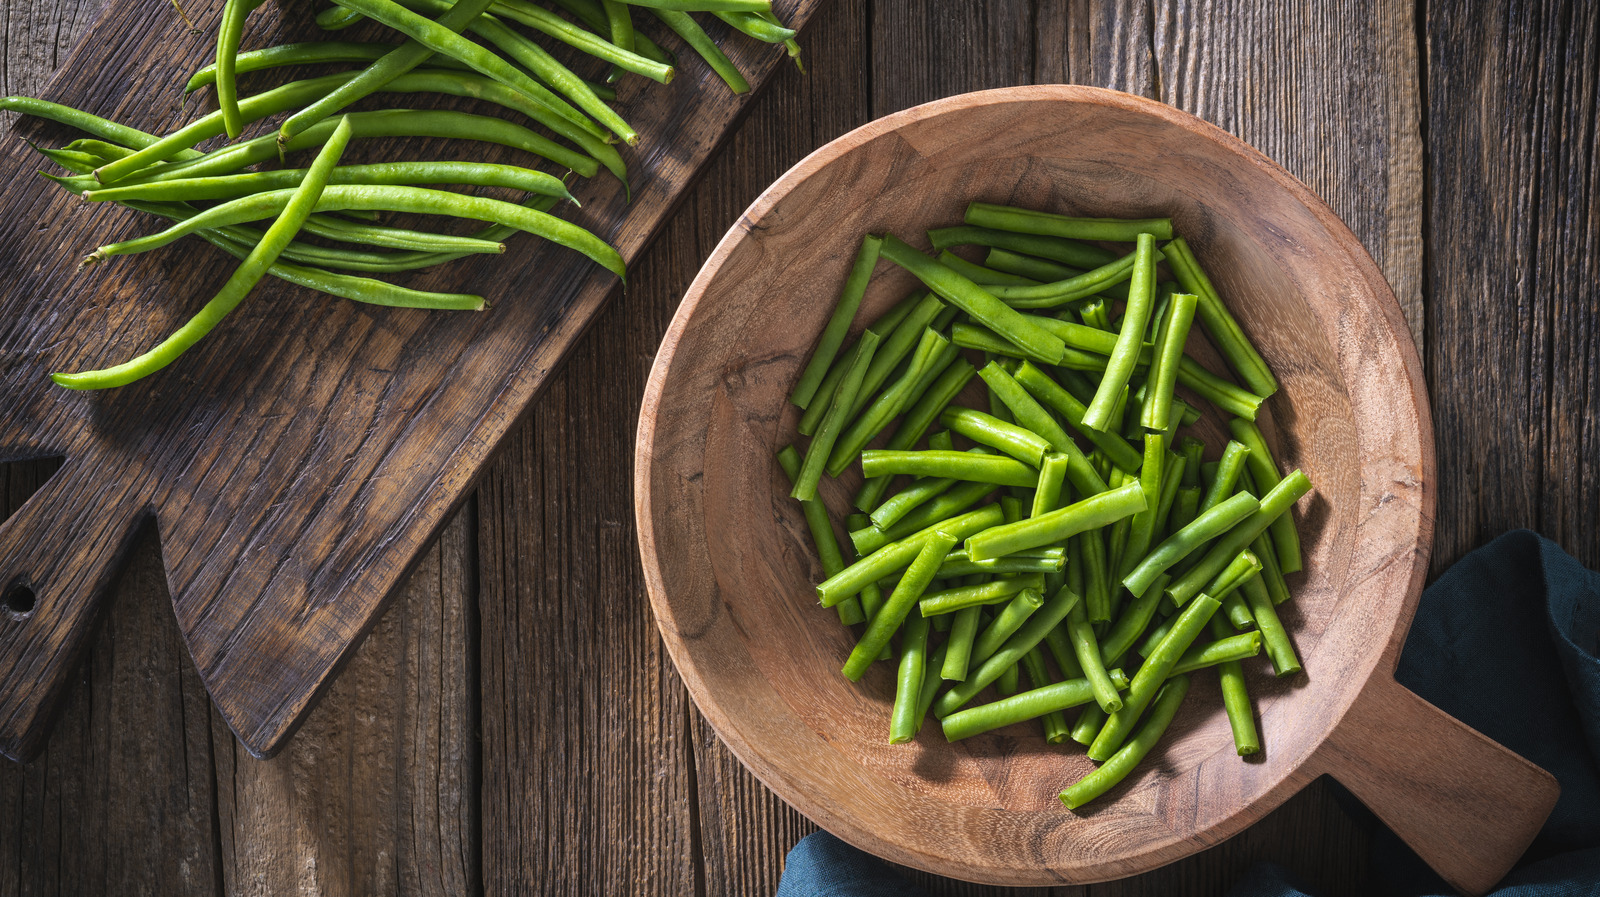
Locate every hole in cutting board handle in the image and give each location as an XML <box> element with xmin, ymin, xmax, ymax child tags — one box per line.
<box><xmin>3</xmin><ymin>578</ymin><xmax>36</xmax><ymax>617</ymax></box>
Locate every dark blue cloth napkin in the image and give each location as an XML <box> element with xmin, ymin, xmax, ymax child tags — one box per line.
<box><xmin>775</xmin><ymin>530</ymin><xmax>1600</xmax><ymax>897</ymax></box>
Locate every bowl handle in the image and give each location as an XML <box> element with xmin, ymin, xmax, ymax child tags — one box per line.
<box><xmin>1318</xmin><ymin>673</ymin><xmax>1559</xmax><ymax>896</ymax></box>
<box><xmin>0</xmin><ymin>459</ymin><xmax>144</xmax><ymax>762</ymax></box>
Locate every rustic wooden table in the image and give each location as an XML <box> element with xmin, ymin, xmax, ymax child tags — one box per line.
<box><xmin>1</xmin><ymin>0</ymin><xmax>1595</xmax><ymax>894</ymax></box>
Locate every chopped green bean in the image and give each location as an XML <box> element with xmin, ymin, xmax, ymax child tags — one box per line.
<box><xmin>1082</xmin><ymin>233</ymin><xmax>1158</xmax><ymax>431</ymax></box>
<box><xmin>1140</xmin><ymin>292</ymin><xmax>1198</xmax><ymax>431</ymax></box>
<box><xmin>965</xmin><ymin>202</ymin><xmax>1174</xmax><ymax>242</ymax></box>
<box><xmin>889</xmin><ymin>607</ymin><xmax>931</xmax><ymax>742</ymax></box>
<box><xmin>792</xmin><ymin>332</ymin><xmax>879</xmax><ymax>501</ymax></box>
<box><xmin>1087</xmin><ymin>595</ymin><xmax>1219</xmax><ymax>761</ymax></box>
<box><xmin>792</xmin><ymin>235</ymin><xmax>882</xmax><ymax>409</ymax></box>
<box><xmin>1061</xmin><ymin>676</ymin><xmax>1190</xmax><ymax>809</ymax></box>
<box><xmin>965</xmin><ymin>479</ymin><xmax>1146</xmax><ymax>562</ymax></box>
<box><xmin>1228</xmin><ymin>418</ymin><xmax>1303</xmax><ymax>573</ymax></box>
<box><xmin>843</xmin><ymin>533</ymin><xmax>957</xmax><ymax>681</ymax></box>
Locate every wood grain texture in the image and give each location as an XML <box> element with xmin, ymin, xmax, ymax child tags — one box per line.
<box><xmin>1425</xmin><ymin>0</ymin><xmax>1600</xmax><ymax>574</ymax></box>
<box><xmin>636</xmin><ymin>84</ymin><xmax>1450</xmax><ymax>886</ymax></box>
<box><xmin>474</xmin><ymin>238</ymin><xmax>698</xmax><ymax>893</ymax></box>
<box><xmin>212</xmin><ymin>511</ymin><xmax>477</xmax><ymax>897</ymax></box>
<box><xmin>0</xmin><ymin>0</ymin><xmax>826</xmax><ymax>762</ymax></box>
<box><xmin>4</xmin><ymin>0</ymin><xmax>1598</xmax><ymax>894</ymax></box>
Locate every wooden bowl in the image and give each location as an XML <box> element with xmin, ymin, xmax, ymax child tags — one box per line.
<box><xmin>634</xmin><ymin>86</ymin><xmax>1556</xmax><ymax>894</ymax></box>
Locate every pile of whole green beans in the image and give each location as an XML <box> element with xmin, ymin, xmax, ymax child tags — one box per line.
<box><xmin>3</xmin><ymin>0</ymin><xmax>799</xmax><ymax>388</ymax></box>
<box><xmin>781</xmin><ymin>202</ymin><xmax>1311</xmax><ymax>810</ymax></box>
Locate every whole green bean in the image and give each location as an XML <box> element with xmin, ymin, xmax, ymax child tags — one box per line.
<box><xmin>132</xmin><ymin>108</ymin><xmax>599</xmax><ymax>186</ymax></box>
<box><xmin>851</xmin><ymin>479</ymin><xmax>996</xmax><ymax>555</ymax></box>
<box><xmin>1122</xmin><ymin>491</ymin><xmax>1261</xmax><ymax>599</ymax></box>
<box><xmin>395</xmin><ymin>0</ymin><xmax>645</xmax><ymax>141</ymax></box>
<box><xmin>965</xmin><ymin>202</ymin><xmax>1173</xmax><ymax>242</ymax></box>
<box><xmin>185</xmin><ymin>41</ymin><xmax>454</xmax><ymax>92</ymax></box>
<box><xmin>492</xmin><ymin>0</ymin><xmax>676</xmax><ymax>81</ymax></box>
<box><xmin>547</xmin><ymin>0</ymin><xmax>677</xmax><ymax>64</ymax></box>
<box><xmin>889</xmin><ymin>607</ymin><xmax>931</xmax><ymax>742</ymax></box>
<box><xmin>88</xmin><ymin>183</ymin><xmax>623</xmax><ymax>276</ymax></box>
<box><xmin>1</xmin><ymin>97</ymin><xmax>203</xmax><ymax>163</ymax></box>
<box><xmin>54</xmin><ymin>117</ymin><xmax>354</xmax><ymax>390</ymax></box>
<box><xmin>649</xmin><ymin>8</ymin><xmax>749</xmax><ymax>92</ymax></box>
<box><xmin>120</xmin><ymin>199</ymin><xmax>485</xmax><ymax>308</ymax></box>
<box><xmin>1241</xmin><ymin>576</ymin><xmax>1300</xmax><ymax>675</ymax></box>
<box><xmin>293</xmin><ymin>213</ymin><xmax>505</xmax><ymax>253</ymax></box>
<box><xmin>1061</xmin><ymin>675</ymin><xmax>1190</xmax><ymax>809</ymax></box>
<box><xmin>942</xmin><ymin>668</ymin><xmax>1129</xmax><ymax>742</ymax></box>
<box><xmin>1228</xmin><ymin>418</ymin><xmax>1303</xmax><ymax>573</ymax></box>
<box><xmin>792</xmin><ymin>235</ymin><xmax>882</xmax><ymax>409</ymax></box>
<box><xmin>878</xmin><ymin>235</ymin><xmax>1066</xmax><ymax>363</ymax></box>
<box><xmin>965</xmin><ymin>479</ymin><xmax>1146</xmax><ymax>562</ymax></box>
<box><xmin>919</xmin><ymin>575</ymin><xmax>1045</xmax><ymax>617</ymax></box>
<box><xmin>85</xmin><ymin>160</ymin><xmax>573</xmax><ymax>205</ymax></box>
<box><xmin>1082</xmin><ymin>233</ymin><xmax>1157</xmax><ymax>431</ymax></box>
<box><xmin>1163</xmin><ymin>237</ymin><xmax>1279</xmax><ymax>397</ymax></box>
<box><xmin>97</xmin><ymin>71</ymin><xmax>367</xmax><ymax>183</ymax></box>
<box><xmin>792</xmin><ymin>332</ymin><xmax>878</xmax><ymax>501</ymax></box>
<box><xmin>860</xmin><ymin>450</ymin><xmax>1038</xmax><ymax>489</ymax></box>
<box><xmin>1141</xmin><ymin>292</ymin><xmax>1198</xmax><ymax>431</ymax></box>
<box><xmin>214</xmin><ymin>0</ymin><xmax>267</xmax><ymax>140</ymax></box>
<box><xmin>933</xmin><ymin>585</ymin><xmax>1083</xmax><ymax>717</ymax></box>
<box><xmin>1167</xmin><ymin>471</ymin><xmax>1311</xmax><ymax>606</ymax></box>
<box><xmin>842</xmin><ymin>533</ymin><xmax>956</xmax><ymax>681</ymax></box>
<box><xmin>714</xmin><ymin>9</ymin><xmax>793</xmax><ymax>41</ymax></box>
<box><xmin>822</xmin><ymin>505</ymin><xmax>1003</xmax><ymax>606</ymax></box>
<box><xmin>1087</xmin><ymin>595</ymin><xmax>1220</xmax><ymax>761</ymax></box>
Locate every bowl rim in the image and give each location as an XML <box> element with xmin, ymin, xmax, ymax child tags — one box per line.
<box><xmin>635</xmin><ymin>84</ymin><xmax>1435</xmax><ymax>885</ymax></box>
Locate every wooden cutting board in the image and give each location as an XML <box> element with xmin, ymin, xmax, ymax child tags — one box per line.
<box><xmin>0</xmin><ymin>0</ymin><xmax>823</xmax><ymax>762</ymax></box>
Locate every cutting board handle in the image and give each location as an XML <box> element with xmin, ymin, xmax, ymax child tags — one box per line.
<box><xmin>0</xmin><ymin>459</ymin><xmax>142</xmax><ymax>762</ymax></box>
<box><xmin>1318</xmin><ymin>673</ymin><xmax>1559</xmax><ymax>896</ymax></box>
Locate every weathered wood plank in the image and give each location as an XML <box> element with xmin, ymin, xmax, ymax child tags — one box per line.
<box><xmin>475</xmin><ymin>268</ymin><xmax>697</xmax><ymax>892</ymax></box>
<box><xmin>0</xmin><ymin>519</ymin><xmax>222</xmax><ymax>897</ymax></box>
<box><xmin>212</xmin><ymin>510</ymin><xmax>477</xmax><ymax>897</ymax></box>
<box><xmin>1425</xmin><ymin>0</ymin><xmax>1600</xmax><ymax>573</ymax></box>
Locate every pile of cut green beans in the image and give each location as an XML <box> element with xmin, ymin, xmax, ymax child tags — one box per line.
<box><xmin>781</xmin><ymin>202</ymin><xmax>1311</xmax><ymax>810</ymax></box>
<box><xmin>3</xmin><ymin>0</ymin><xmax>799</xmax><ymax>389</ymax></box>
